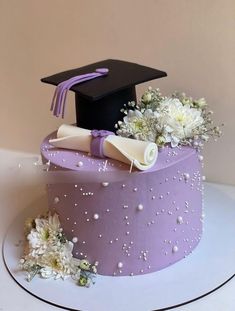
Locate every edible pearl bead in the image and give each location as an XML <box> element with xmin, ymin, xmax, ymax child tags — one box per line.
<box><xmin>72</xmin><ymin>237</ymin><xmax>78</xmax><ymax>243</ymax></box>
<box><xmin>177</xmin><ymin>216</ymin><xmax>183</xmax><ymax>224</ymax></box>
<box><xmin>183</xmin><ymin>173</ymin><xmax>190</xmax><ymax>180</ymax></box>
<box><xmin>172</xmin><ymin>245</ymin><xmax>179</xmax><ymax>253</ymax></box>
<box><xmin>102</xmin><ymin>182</ymin><xmax>109</xmax><ymax>187</ymax></box>
<box><xmin>54</xmin><ymin>197</ymin><xmax>60</xmax><ymax>204</ymax></box>
<box><xmin>93</xmin><ymin>213</ymin><xmax>99</xmax><ymax>220</ymax></box>
<box><xmin>137</xmin><ymin>204</ymin><xmax>144</xmax><ymax>211</ymax></box>
<box><xmin>77</xmin><ymin>161</ymin><xmax>83</xmax><ymax>167</ymax></box>
<box><xmin>117</xmin><ymin>262</ymin><xmax>123</xmax><ymax>268</ymax></box>
<box><xmin>198</xmin><ymin>155</ymin><xmax>204</xmax><ymax>161</ymax></box>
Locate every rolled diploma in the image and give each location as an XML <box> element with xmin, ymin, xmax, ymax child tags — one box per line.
<box><xmin>49</xmin><ymin>124</ymin><xmax>158</xmax><ymax>171</ymax></box>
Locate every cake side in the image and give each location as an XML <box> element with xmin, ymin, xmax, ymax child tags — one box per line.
<box><xmin>41</xmin><ymin>134</ymin><xmax>203</xmax><ymax>276</ymax></box>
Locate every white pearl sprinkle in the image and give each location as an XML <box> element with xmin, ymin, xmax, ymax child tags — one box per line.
<box><xmin>54</xmin><ymin>197</ymin><xmax>60</xmax><ymax>204</ymax></box>
<box><xmin>102</xmin><ymin>182</ymin><xmax>109</xmax><ymax>187</ymax></box>
<box><xmin>183</xmin><ymin>173</ymin><xmax>190</xmax><ymax>180</ymax></box>
<box><xmin>77</xmin><ymin>161</ymin><xmax>83</xmax><ymax>167</ymax></box>
<box><xmin>117</xmin><ymin>262</ymin><xmax>123</xmax><ymax>268</ymax></box>
<box><xmin>93</xmin><ymin>213</ymin><xmax>99</xmax><ymax>220</ymax></box>
<box><xmin>137</xmin><ymin>204</ymin><xmax>144</xmax><ymax>211</ymax></box>
<box><xmin>198</xmin><ymin>155</ymin><xmax>204</xmax><ymax>161</ymax></box>
<box><xmin>72</xmin><ymin>237</ymin><xmax>78</xmax><ymax>243</ymax></box>
<box><xmin>177</xmin><ymin>216</ymin><xmax>183</xmax><ymax>224</ymax></box>
<box><xmin>172</xmin><ymin>245</ymin><xmax>179</xmax><ymax>253</ymax></box>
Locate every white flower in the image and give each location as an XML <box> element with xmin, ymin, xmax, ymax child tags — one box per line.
<box><xmin>40</xmin><ymin>267</ymin><xmax>55</xmax><ymax>279</ymax></box>
<box><xmin>38</xmin><ymin>242</ymin><xmax>74</xmax><ymax>279</ymax></box>
<box><xmin>21</xmin><ymin>213</ymin><xmax>98</xmax><ymax>286</ymax></box>
<box><xmin>118</xmin><ymin>109</ymin><xmax>157</xmax><ymax>142</ymax></box>
<box><xmin>27</xmin><ymin>214</ymin><xmax>61</xmax><ymax>254</ymax></box>
<box><xmin>48</xmin><ymin>214</ymin><xmax>61</xmax><ymax>231</ymax></box>
<box><xmin>142</xmin><ymin>92</ymin><xmax>152</xmax><ymax>104</ymax></box>
<box><xmin>156</xmin><ymin>98</ymin><xmax>204</xmax><ymax>147</ymax></box>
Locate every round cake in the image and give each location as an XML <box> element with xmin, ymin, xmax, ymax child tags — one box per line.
<box><xmin>41</xmin><ymin>132</ymin><xmax>203</xmax><ymax>276</ymax></box>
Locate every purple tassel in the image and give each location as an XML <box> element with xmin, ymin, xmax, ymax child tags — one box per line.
<box><xmin>51</xmin><ymin>68</ymin><xmax>109</xmax><ymax>118</ymax></box>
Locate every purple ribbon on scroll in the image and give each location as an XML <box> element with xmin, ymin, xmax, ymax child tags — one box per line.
<box><xmin>90</xmin><ymin>129</ymin><xmax>114</xmax><ymax>158</ymax></box>
<box><xmin>50</xmin><ymin>68</ymin><xmax>109</xmax><ymax>118</ymax></box>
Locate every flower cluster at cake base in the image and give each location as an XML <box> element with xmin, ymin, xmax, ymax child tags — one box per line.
<box><xmin>19</xmin><ymin>213</ymin><xmax>98</xmax><ymax>287</ymax></box>
<box><xmin>116</xmin><ymin>87</ymin><xmax>223</xmax><ymax>148</ymax></box>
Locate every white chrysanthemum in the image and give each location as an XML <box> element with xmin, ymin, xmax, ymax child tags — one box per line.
<box><xmin>33</xmin><ymin>241</ymin><xmax>75</xmax><ymax>279</ymax></box>
<box><xmin>27</xmin><ymin>214</ymin><xmax>61</xmax><ymax>254</ymax></box>
<box><xmin>156</xmin><ymin>98</ymin><xmax>204</xmax><ymax>147</ymax></box>
<box><xmin>118</xmin><ymin>109</ymin><xmax>157</xmax><ymax>142</ymax></box>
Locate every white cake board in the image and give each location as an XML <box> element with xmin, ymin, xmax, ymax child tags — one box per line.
<box><xmin>3</xmin><ymin>184</ymin><xmax>235</xmax><ymax>311</ymax></box>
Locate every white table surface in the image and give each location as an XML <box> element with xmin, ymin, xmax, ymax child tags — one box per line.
<box><xmin>1</xmin><ymin>149</ymin><xmax>235</xmax><ymax>311</ymax></box>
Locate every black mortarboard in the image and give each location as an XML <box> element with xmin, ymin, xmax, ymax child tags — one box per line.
<box><xmin>41</xmin><ymin>59</ymin><xmax>167</xmax><ymax>132</ymax></box>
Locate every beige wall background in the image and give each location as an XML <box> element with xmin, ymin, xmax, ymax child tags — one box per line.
<box><xmin>0</xmin><ymin>0</ymin><xmax>235</xmax><ymax>185</ymax></box>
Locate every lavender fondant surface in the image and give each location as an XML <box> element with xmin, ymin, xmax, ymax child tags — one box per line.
<box><xmin>41</xmin><ymin>132</ymin><xmax>203</xmax><ymax>276</ymax></box>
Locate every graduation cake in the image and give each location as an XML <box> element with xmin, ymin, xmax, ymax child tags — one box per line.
<box><xmin>21</xmin><ymin>60</ymin><xmax>221</xmax><ymax>285</ymax></box>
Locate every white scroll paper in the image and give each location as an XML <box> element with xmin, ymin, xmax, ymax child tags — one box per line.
<box><xmin>49</xmin><ymin>124</ymin><xmax>158</xmax><ymax>171</ymax></box>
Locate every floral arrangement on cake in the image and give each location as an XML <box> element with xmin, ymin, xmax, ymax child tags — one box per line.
<box><xmin>116</xmin><ymin>87</ymin><xmax>222</xmax><ymax>148</ymax></box>
<box><xmin>20</xmin><ymin>213</ymin><xmax>98</xmax><ymax>287</ymax></box>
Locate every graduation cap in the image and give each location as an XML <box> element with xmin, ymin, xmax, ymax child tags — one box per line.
<box><xmin>41</xmin><ymin>59</ymin><xmax>167</xmax><ymax>132</ymax></box>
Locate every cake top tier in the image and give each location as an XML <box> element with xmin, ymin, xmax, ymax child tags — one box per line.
<box><xmin>41</xmin><ymin>59</ymin><xmax>167</xmax><ymax>131</ymax></box>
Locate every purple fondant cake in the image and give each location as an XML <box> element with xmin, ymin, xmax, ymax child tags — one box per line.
<box><xmin>19</xmin><ymin>60</ymin><xmax>221</xmax><ymax>285</ymax></box>
<box><xmin>41</xmin><ymin>132</ymin><xmax>203</xmax><ymax>276</ymax></box>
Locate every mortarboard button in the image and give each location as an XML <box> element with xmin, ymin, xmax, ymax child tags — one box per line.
<box><xmin>41</xmin><ymin>59</ymin><xmax>167</xmax><ymax>132</ymax></box>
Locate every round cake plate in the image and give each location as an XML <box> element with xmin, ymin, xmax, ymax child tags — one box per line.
<box><xmin>3</xmin><ymin>184</ymin><xmax>235</xmax><ymax>311</ymax></box>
